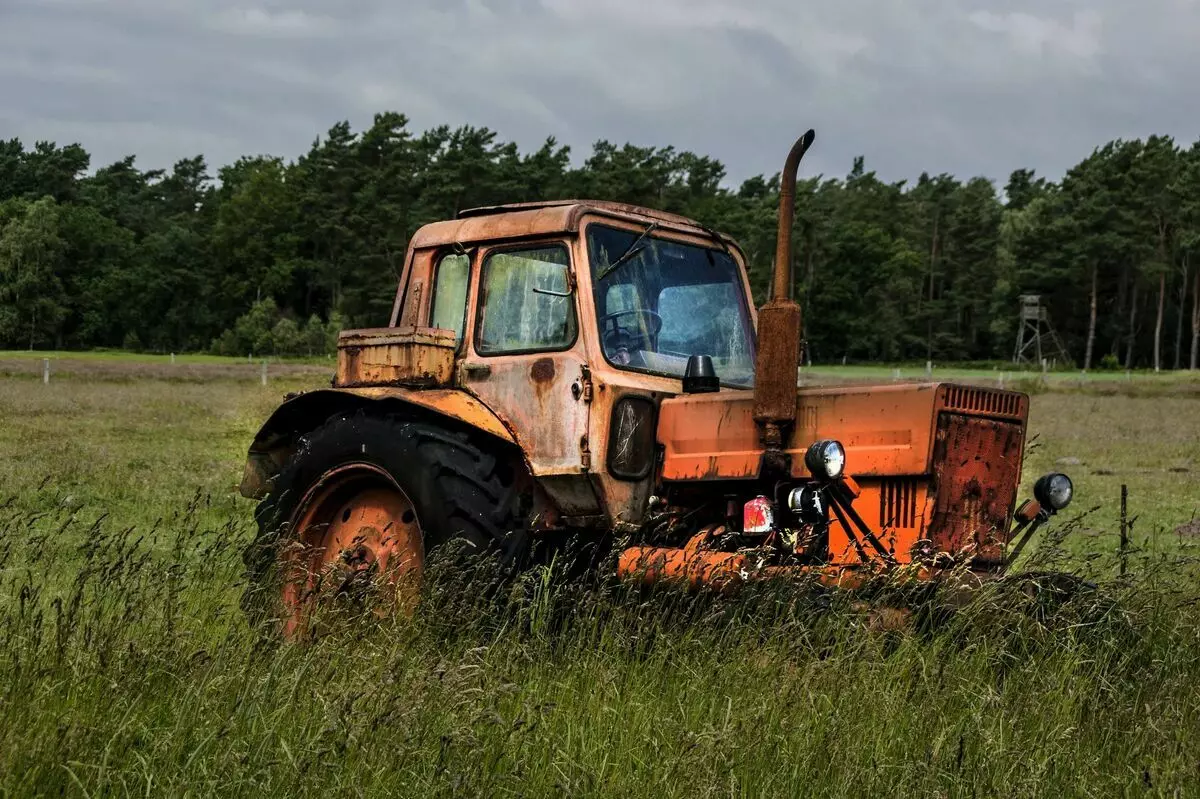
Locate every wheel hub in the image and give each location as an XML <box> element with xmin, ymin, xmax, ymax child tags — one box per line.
<box><xmin>280</xmin><ymin>464</ymin><xmax>424</xmax><ymax>637</ymax></box>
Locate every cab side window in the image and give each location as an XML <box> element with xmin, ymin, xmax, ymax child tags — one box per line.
<box><xmin>429</xmin><ymin>252</ymin><xmax>470</xmax><ymax>344</ymax></box>
<box><xmin>476</xmin><ymin>245</ymin><xmax>576</xmax><ymax>355</ymax></box>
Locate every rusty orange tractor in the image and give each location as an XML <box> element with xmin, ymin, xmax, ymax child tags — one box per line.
<box><xmin>238</xmin><ymin>130</ymin><xmax>1076</xmax><ymax>636</ymax></box>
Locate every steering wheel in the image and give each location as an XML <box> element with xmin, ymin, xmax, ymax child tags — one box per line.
<box><xmin>599</xmin><ymin>309</ymin><xmax>663</xmax><ymax>357</ymax></box>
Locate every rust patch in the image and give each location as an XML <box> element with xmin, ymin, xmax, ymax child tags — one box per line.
<box><xmin>335</xmin><ymin>326</ymin><xmax>456</xmax><ymax>388</ymax></box>
<box><xmin>530</xmin><ymin>358</ymin><xmax>556</xmax><ymax>383</ymax></box>
<box><xmin>751</xmin><ymin>301</ymin><xmax>802</xmax><ymax>428</ymax></box>
<box><xmin>928</xmin><ymin>414</ymin><xmax>1025</xmax><ymax>566</ymax></box>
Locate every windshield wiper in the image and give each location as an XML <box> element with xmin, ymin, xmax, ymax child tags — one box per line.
<box><xmin>598</xmin><ymin>221</ymin><xmax>659</xmax><ymax>281</ymax></box>
<box><xmin>697</xmin><ymin>222</ymin><xmax>735</xmax><ymax>264</ymax></box>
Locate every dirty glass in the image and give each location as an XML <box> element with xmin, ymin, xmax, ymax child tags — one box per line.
<box><xmin>477</xmin><ymin>244</ymin><xmax>576</xmax><ymax>354</ymax></box>
<box><xmin>430</xmin><ymin>252</ymin><xmax>470</xmax><ymax>344</ymax></box>
<box><xmin>587</xmin><ymin>224</ymin><xmax>756</xmax><ymax>387</ymax></box>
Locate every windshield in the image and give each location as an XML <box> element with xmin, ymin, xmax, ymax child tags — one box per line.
<box><xmin>586</xmin><ymin>223</ymin><xmax>756</xmax><ymax>388</ymax></box>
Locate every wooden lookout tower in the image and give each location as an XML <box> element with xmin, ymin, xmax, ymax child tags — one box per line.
<box><xmin>1013</xmin><ymin>294</ymin><xmax>1072</xmax><ymax>368</ymax></box>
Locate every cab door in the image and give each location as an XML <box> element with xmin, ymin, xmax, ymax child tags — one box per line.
<box><xmin>456</xmin><ymin>242</ymin><xmax>595</xmax><ymax>511</ymax></box>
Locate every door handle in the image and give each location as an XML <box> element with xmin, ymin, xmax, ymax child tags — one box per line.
<box><xmin>463</xmin><ymin>363</ymin><xmax>491</xmax><ymax>379</ymax></box>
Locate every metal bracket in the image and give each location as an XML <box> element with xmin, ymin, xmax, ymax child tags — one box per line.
<box><xmin>827</xmin><ymin>480</ymin><xmax>896</xmax><ymax>564</ymax></box>
<box><xmin>1003</xmin><ymin>508</ymin><xmax>1055</xmax><ymax>568</ymax></box>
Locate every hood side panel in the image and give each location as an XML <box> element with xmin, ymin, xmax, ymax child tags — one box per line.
<box><xmin>657</xmin><ymin>383</ymin><xmax>944</xmax><ymax>480</ymax></box>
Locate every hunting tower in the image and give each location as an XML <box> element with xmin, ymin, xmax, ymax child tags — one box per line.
<box><xmin>1013</xmin><ymin>294</ymin><xmax>1072</xmax><ymax>368</ymax></box>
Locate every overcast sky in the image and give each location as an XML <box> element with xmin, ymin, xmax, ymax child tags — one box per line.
<box><xmin>2</xmin><ymin>0</ymin><xmax>1198</xmax><ymax>189</ymax></box>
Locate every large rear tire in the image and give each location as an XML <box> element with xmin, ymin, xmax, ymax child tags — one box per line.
<box><xmin>240</xmin><ymin>411</ymin><xmax>528</xmax><ymax>638</ymax></box>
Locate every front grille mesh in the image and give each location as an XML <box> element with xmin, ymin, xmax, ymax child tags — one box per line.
<box><xmin>943</xmin><ymin>386</ymin><xmax>1022</xmax><ymax>417</ymax></box>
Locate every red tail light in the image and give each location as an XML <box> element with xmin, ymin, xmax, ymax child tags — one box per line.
<box><xmin>743</xmin><ymin>496</ymin><xmax>774</xmax><ymax>534</ymax></box>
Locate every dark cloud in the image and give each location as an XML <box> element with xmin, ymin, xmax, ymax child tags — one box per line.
<box><xmin>1</xmin><ymin>0</ymin><xmax>1197</xmax><ymax>187</ymax></box>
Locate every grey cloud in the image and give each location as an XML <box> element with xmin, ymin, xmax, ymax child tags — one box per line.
<box><xmin>0</xmin><ymin>0</ymin><xmax>1197</xmax><ymax>189</ymax></box>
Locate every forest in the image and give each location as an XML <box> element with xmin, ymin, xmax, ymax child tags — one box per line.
<box><xmin>1</xmin><ymin>112</ymin><xmax>1198</xmax><ymax>370</ymax></box>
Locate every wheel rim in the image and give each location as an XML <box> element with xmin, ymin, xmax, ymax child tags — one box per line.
<box><xmin>280</xmin><ymin>463</ymin><xmax>424</xmax><ymax>638</ymax></box>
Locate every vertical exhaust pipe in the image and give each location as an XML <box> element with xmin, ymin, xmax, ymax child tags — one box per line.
<box><xmin>752</xmin><ymin>129</ymin><xmax>816</xmax><ymax>474</ymax></box>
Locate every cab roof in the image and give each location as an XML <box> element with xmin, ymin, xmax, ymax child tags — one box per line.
<box><xmin>408</xmin><ymin>199</ymin><xmax>741</xmax><ymax>253</ymax></box>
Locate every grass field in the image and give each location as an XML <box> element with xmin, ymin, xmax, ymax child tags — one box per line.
<box><xmin>1</xmin><ymin>360</ymin><xmax>1199</xmax><ymax>796</ymax></box>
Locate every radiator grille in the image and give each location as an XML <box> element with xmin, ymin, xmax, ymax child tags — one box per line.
<box><xmin>929</xmin><ymin>414</ymin><xmax>1025</xmax><ymax>565</ymax></box>
<box><xmin>943</xmin><ymin>386</ymin><xmax>1022</xmax><ymax>417</ymax></box>
<box><xmin>879</xmin><ymin>479</ymin><xmax>919</xmax><ymax>530</ymax></box>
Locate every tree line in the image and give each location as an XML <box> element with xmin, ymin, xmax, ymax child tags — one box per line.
<box><xmin>1</xmin><ymin>113</ymin><xmax>1198</xmax><ymax>369</ymax></box>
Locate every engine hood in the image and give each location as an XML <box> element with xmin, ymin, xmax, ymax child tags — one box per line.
<box><xmin>655</xmin><ymin>382</ymin><xmax>1028</xmax><ymax>481</ymax></box>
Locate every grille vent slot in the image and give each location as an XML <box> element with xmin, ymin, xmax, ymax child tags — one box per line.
<box><xmin>880</xmin><ymin>479</ymin><xmax>919</xmax><ymax>530</ymax></box>
<box><xmin>943</xmin><ymin>386</ymin><xmax>1021</xmax><ymax>417</ymax></box>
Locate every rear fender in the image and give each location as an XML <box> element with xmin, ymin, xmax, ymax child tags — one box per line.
<box><xmin>239</xmin><ymin>387</ymin><xmax>518</xmax><ymax>500</ymax></box>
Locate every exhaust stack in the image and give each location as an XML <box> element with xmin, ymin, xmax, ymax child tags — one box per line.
<box><xmin>752</xmin><ymin>129</ymin><xmax>816</xmax><ymax>474</ymax></box>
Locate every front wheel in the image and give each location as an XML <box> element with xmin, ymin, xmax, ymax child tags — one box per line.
<box><xmin>241</xmin><ymin>412</ymin><xmax>528</xmax><ymax>638</ymax></box>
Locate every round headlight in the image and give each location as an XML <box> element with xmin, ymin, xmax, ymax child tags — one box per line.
<box><xmin>1033</xmin><ymin>472</ymin><xmax>1073</xmax><ymax>511</ymax></box>
<box><xmin>804</xmin><ymin>439</ymin><xmax>846</xmax><ymax>481</ymax></box>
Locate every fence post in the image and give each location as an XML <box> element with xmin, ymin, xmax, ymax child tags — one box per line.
<box><xmin>261</xmin><ymin>359</ymin><xmax>268</xmax><ymax>386</ymax></box>
<box><xmin>42</xmin><ymin>358</ymin><xmax>49</xmax><ymax>385</ymax></box>
<box><xmin>170</xmin><ymin>352</ymin><xmax>175</xmax><ymax>365</ymax></box>
<box><xmin>1119</xmin><ymin>483</ymin><xmax>1129</xmax><ymax>577</ymax></box>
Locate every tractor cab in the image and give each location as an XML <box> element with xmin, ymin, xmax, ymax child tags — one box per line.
<box><xmin>326</xmin><ymin>199</ymin><xmax>764</xmax><ymax>531</ymax></box>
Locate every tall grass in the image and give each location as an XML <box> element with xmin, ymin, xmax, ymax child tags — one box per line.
<box><xmin>2</xmin><ymin>490</ymin><xmax>1199</xmax><ymax>797</ymax></box>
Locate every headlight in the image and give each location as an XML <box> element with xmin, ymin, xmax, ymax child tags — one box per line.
<box><xmin>606</xmin><ymin>396</ymin><xmax>656</xmax><ymax>480</ymax></box>
<box><xmin>787</xmin><ymin>485</ymin><xmax>827</xmax><ymax>523</ymax></box>
<box><xmin>804</xmin><ymin>439</ymin><xmax>846</xmax><ymax>481</ymax></box>
<box><xmin>1033</xmin><ymin>472</ymin><xmax>1073</xmax><ymax>511</ymax></box>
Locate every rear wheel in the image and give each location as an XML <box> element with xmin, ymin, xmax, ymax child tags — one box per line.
<box><xmin>241</xmin><ymin>411</ymin><xmax>528</xmax><ymax>638</ymax></box>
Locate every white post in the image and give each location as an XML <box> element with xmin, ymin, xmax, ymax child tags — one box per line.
<box><xmin>170</xmin><ymin>352</ymin><xmax>175</xmax><ymax>365</ymax></box>
<box><xmin>892</xmin><ymin>368</ymin><xmax>901</xmax><ymax>381</ymax></box>
<box><xmin>261</xmin><ymin>360</ymin><xmax>268</xmax><ymax>386</ymax></box>
<box><xmin>42</xmin><ymin>358</ymin><xmax>49</xmax><ymax>385</ymax></box>
<box><xmin>925</xmin><ymin>360</ymin><xmax>932</xmax><ymax>376</ymax></box>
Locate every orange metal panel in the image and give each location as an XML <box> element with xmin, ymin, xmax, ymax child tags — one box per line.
<box><xmin>411</xmin><ymin>207</ymin><xmax>578</xmax><ymax>250</ymax></box>
<box><xmin>408</xmin><ymin>201</ymin><xmax>744</xmax><ymax>253</ymax></box>
<box><xmin>616</xmin><ymin>541</ymin><xmax>877</xmax><ymax>592</ymax></box>
<box><xmin>238</xmin><ymin>386</ymin><xmax>517</xmax><ymax>500</ymax></box>
<box><xmin>461</xmin><ymin>352</ymin><xmax>593</xmax><ymax>477</ymax></box>
<box><xmin>825</xmin><ymin>479</ymin><xmax>932</xmax><ymax>565</ymax></box>
<box><xmin>395</xmin><ymin>249</ymin><xmax>435</xmax><ymax>328</ymax></box>
<box><xmin>657</xmin><ymin>383</ymin><xmax>943</xmax><ymax>481</ymax></box>
<box><xmin>335</xmin><ymin>327</ymin><xmax>457</xmax><ymax>388</ymax></box>
<box><xmin>326</xmin><ymin>386</ymin><xmax>516</xmax><ymax>444</ymax></box>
